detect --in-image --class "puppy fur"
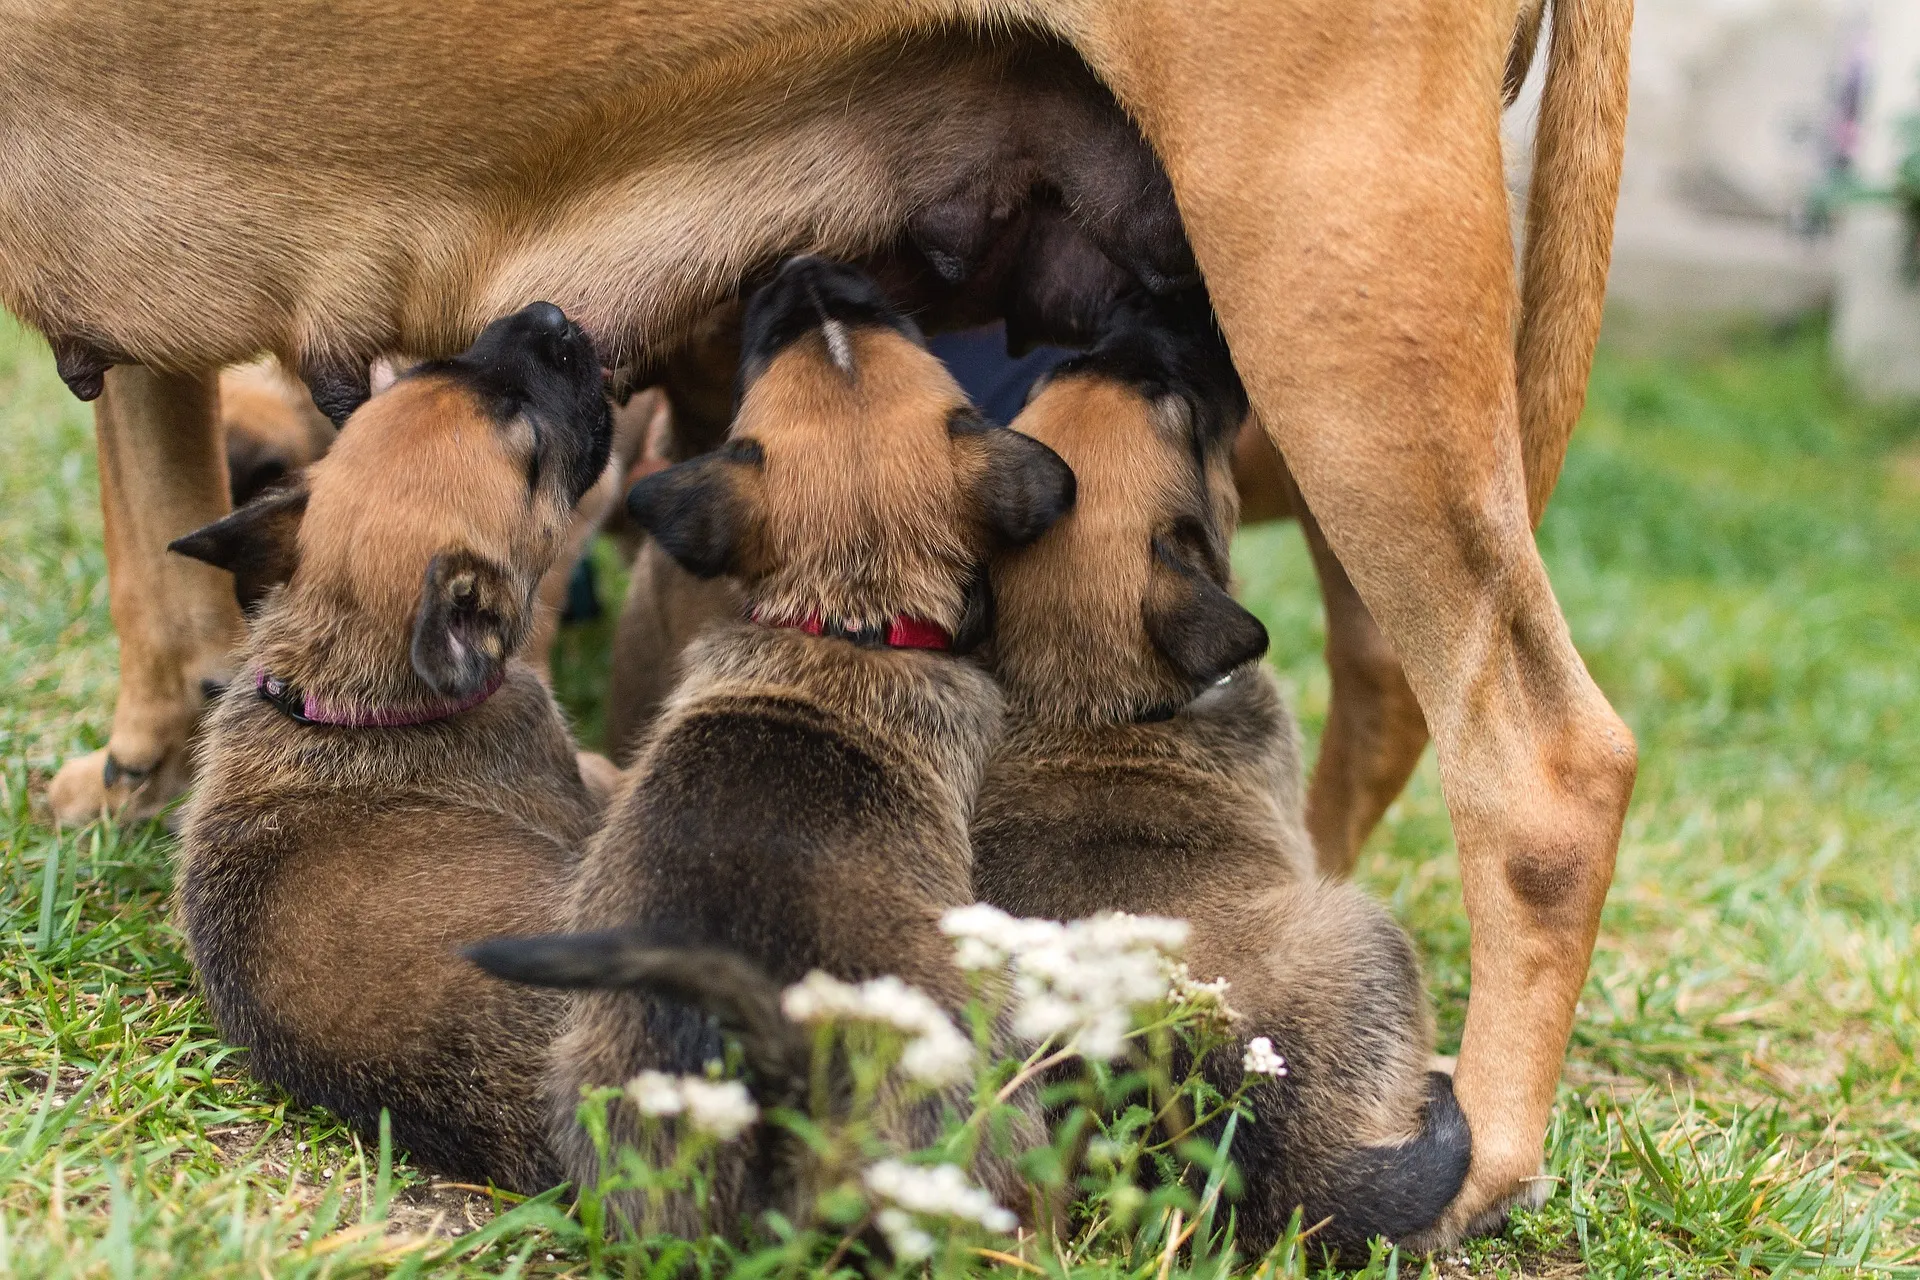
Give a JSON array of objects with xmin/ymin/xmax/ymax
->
[
  {"xmin": 471, "ymin": 258, "xmax": 1073, "ymax": 1238},
  {"xmin": 972, "ymin": 311, "xmax": 1472, "ymax": 1257},
  {"xmin": 171, "ymin": 304, "xmax": 614, "ymax": 1191}
]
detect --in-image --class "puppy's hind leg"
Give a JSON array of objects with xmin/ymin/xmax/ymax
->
[
  {"xmin": 1194, "ymin": 880, "xmax": 1468, "ymax": 1258},
  {"xmin": 50, "ymin": 367, "xmax": 240, "ymax": 824}
]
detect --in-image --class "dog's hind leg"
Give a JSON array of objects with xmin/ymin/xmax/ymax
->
[
  {"xmin": 50, "ymin": 367, "xmax": 240, "ymax": 823},
  {"xmin": 1230, "ymin": 424, "xmax": 1430, "ymax": 877},
  {"xmin": 1297, "ymin": 489, "xmax": 1431, "ymax": 879},
  {"xmin": 1063, "ymin": 0, "xmax": 1635, "ymax": 1243}
]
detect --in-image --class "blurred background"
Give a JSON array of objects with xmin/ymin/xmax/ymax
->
[{"xmin": 1510, "ymin": 0, "xmax": 1920, "ymax": 395}]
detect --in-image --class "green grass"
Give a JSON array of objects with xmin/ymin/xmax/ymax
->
[{"xmin": 5, "ymin": 312, "xmax": 1920, "ymax": 1276}]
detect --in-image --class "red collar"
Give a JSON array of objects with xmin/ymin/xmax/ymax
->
[
  {"xmin": 255, "ymin": 667, "xmax": 505, "ymax": 727},
  {"xmin": 752, "ymin": 608, "xmax": 951, "ymax": 651}
]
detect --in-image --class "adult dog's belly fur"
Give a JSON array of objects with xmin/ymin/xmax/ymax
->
[
  {"xmin": 178, "ymin": 669, "xmax": 601, "ymax": 1192},
  {"xmin": 0, "ymin": 11, "xmax": 1176, "ymax": 375}
]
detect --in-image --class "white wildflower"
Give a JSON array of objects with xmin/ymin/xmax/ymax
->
[
  {"xmin": 780, "ymin": 971, "xmax": 974, "ymax": 1085},
  {"xmin": 864, "ymin": 1159, "xmax": 1018, "ymax": 1234},
  {"xmin": 941, "ymin": 904, "xmax": 1191, "ymax": 1060},
  {"xmin": 679, "ymin": 1078, "xmax": 759, "ymax": 1140},
  {"xmin": 625, "ymin": 1070, "xmax": 686, "ymax": 1116},
  {"xmin": 623, "ymin": 1071, "xmax": 759, "ymax": 1139},
  {"xmin": 1242, "ymin": 1036, "xmax": 1288, "ymax": 1078},
  {"xmin": 875, "ymin": 1207, "xmax": 935, "ymax": 1262}
]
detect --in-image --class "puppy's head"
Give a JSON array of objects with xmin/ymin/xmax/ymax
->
[
  {"xmin": 626, "ymin": 257, "xmax": 1075, "ymax": 644},
  {"xmin": 990, "ymin": 307, "xmax": 1267, "ymax": 724},
  {"xmin": 172, "ymin": 302, "xmax": 611, "ymax": 702}
]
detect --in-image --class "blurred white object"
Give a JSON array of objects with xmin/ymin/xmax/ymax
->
[{"xmin": 1833, "ymin": 0, "xmax": 1920, "ymax": 397}]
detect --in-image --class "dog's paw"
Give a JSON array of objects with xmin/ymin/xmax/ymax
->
[{"xmin": 48, "ymin": 747, "xmax": 189, "ymax": 826}]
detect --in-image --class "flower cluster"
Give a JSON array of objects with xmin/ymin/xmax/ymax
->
[
  {"xmin": 940, "ymin": 904, "xmax": 1191, "ymax": 1058},
  {"xmin": 780, "ymin": 971, "xmax": 974, "ymax": 1085},
  {"xmin": 624, "ymin": 1071, "xmax": 760, "ymax": 1140},
  {"xmin": 1166, "ymin": 961, "xmax": 1241, "ymax": 1023},
  {"xmin": 1241, "ymin": 1036, "xmax": 1288, "ymax": 1079},
  {"xmin": 864, "ymin": 1160, "xmax": 1017, "ymax": 1260}
]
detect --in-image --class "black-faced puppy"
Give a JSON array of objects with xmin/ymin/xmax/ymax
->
[
  {"xmin": 470, "ymin": 258, "xmax": 1073, "ymax": 1237},
  {"xmin": 170, "ymin": 303, "xmax": 614, "ymax": 1192},
  {"xmin": 972, "ymin": 313, "xmax": 1471, "ymax": 1257}
]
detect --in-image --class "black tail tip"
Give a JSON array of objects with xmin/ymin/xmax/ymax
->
[
  {"xmin": 1318, "ymin": 1071, "xmax": 1474, "ymax": 1260},
  {"xmin": 463, "ymin": 930, "xmax": 630, "ymax": 989}
]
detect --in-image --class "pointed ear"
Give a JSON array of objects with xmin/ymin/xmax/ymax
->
[
  {"xmin": 1142, "ymin": 535, "xmax": 1269, "ymax": 686},
  {"xmin": 168, "ymin": 481, "xmax": 309, "ymax": 613},
  {"xmin": 411, "ymin": 551, "xmax": 521, "ymax": 699},
  {"xmin": 952, "ymin": 414, "xmax": 1077, "ymax": 547},
  {"xmin": 625, "ymin": 448, "xmax": 755, "ymax": 579}
]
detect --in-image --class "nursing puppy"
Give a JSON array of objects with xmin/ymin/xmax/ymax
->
[
  {"xmin": 972, "ymin": 314, "xmax": 1471, "ymax": 1257},
  {"xmin": 471, "ymin": 257, "xmax": 1073, "ymax": 1238},
  {"xmin": 170, "ymin": 303, "xmax": 613, "ymax": 1192}
]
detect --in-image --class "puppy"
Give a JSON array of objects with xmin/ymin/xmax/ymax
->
[
  {"xmin": 971, "ymin": 312, "xmax": 1472, "ymax": 1257},
  {"xmin": 170, "ymin": 303, "xmax": 613, "ymax": 1192},
  {"xmin": 471, "ymin": 258, "xmax": 1074, "ymax": 1237},
  {"xmin": 218, "ymin": 359, "xmax": 338, "ymax": 507}
]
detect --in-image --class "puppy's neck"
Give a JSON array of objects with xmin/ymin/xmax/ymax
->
[
  {"xmin": 993, "ymin": 597, "xmax": 1192, "ymax": 729},
  {"xmin": 246, "ymin": 583, "xmax": 480, "ymax": 724}
]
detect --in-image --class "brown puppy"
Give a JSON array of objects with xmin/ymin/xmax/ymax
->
[
  {"xmin": 471, "ymin": 258, "xmax": 1074, "ymax": 1237},
  {"xmin": 169, "ymin": 303, "xmax": 613, "ymax": 1191},
  {"xmin": 972, "ymin": 312, "xmax": 1469, "ymax": 1257}
]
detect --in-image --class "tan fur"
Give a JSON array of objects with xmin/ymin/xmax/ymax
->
[
  {"xmin": 1517, "ymin": 0, "xmax": 1635, "ymax": 521},
  {"xmin": 176, "ymin": 330, "xmax": 612, "ymax": 1190},
  {"xmin": 10, "ymin": 0, "xmax": 1637, "ymax": 1236}
]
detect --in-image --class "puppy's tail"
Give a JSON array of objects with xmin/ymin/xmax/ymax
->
[
  {"xmin": 465, "ymin": 930, "xmax": 807, "ymax": 1088},
  {"xmin": 1316, "ymin": 1071, "xmax": 1473, "ymax": 1257}
]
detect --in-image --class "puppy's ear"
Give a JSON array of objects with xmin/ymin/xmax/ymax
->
[
  {"xmin": 1142, "ymin": 534, "xmax": 1269, "ymax": 687},
  {"xmin": 952, "ymin": 413, "xmax": 1077, "ymax": 547},
  {"xmin": 168, "ymin": 481, "xmax": 310, "ymax": 613},
  {"xmin": 411, "ymin": 551, "xmax": 522, "ymax": 699},
  {"xmin": 625, "ymin": 448, "xmax": 756, "ymax": 579}
]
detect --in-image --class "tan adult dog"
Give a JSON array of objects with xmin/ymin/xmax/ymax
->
[
  {"xmin": 0, "ymin": 0, "xmax": 1633, "ymax": 1241},
  {"xmin": 171, "ymin": 302, "xmax": 614, "ymax": 1190}
]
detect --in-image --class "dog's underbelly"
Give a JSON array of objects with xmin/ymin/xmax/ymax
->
[{"xmin": 2, "ymin": 20, "xmax": 1184, "ymax": 381}]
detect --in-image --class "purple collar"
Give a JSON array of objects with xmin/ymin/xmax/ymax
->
[{"xmin": 254, "ymin": 668, "xmax": 504, "ymax": 727}]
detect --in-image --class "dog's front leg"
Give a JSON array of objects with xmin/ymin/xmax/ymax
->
[
  {"xmin": 50, "ymin": 367, "xmax": 240, "ymax": 824},
  {"xmin": 1061, "ymin": 0, "xmax": 1636, "ymax": 1243}
]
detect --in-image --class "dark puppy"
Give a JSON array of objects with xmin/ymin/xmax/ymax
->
[
  {"xmin": 972, "ymin": 313, "xmax": 1471, "ymax": 1257},
  {"xmin": 171, "ymin": 303, "xmax": 613, "ymax": 1191},
  {"xmin": 473, "ymin": 258, "xmax": 1073, "ymax": 1237}
]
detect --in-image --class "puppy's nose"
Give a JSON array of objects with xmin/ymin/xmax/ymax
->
[{"xmin": 520, "ymin": 301, "xmax": 570, "ymax": 336}]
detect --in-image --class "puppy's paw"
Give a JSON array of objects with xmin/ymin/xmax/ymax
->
[
  {"xmin": 47, "ymin": 747, "xmax": 189, "ymax": 826},
  {"xmin": 1396, "ymin": 1162, "xmax": 1554, "ymax": 1255}
]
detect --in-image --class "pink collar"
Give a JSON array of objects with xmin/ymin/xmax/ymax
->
[
  {"xmin": 254, "ymin": 668, "xmax": 505, "ymax": 727},
  {"xmin": 751, "ymin": 608, "xmax": 951, "ymax": 651}
]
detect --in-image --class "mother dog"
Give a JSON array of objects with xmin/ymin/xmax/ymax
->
[{"xmin": 0, "ymin": 0, "xmax": 1633, "ymax": 1243}]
